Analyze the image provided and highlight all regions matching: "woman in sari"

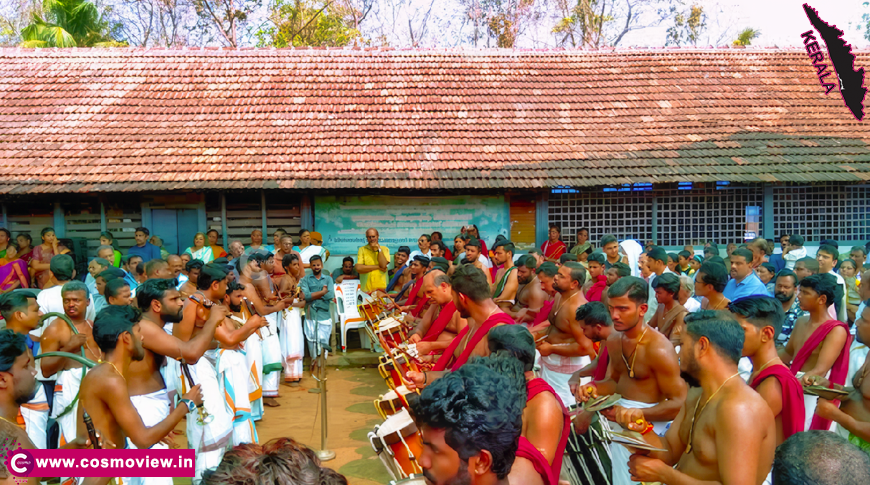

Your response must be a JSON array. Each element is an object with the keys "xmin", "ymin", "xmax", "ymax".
[
  {"xmin": 29, "ymin": 227, "xmax": 70, "ymax": 289},
  {"xmin": 294, "ymin": 229, "xmax": 325, "ymax": 270},
  {"xmin": 14, "ymin": 233, "xmax": 34, "ymax": 267},
  {"xmin": 541, "ymin": 224, "xmax": 567, "ymax": 263},
  {"xmin": 0, "ymin": 228, "xmax": 29, "ymax": 293},
  {"xmin": 206, "ymin": 229, "xmax": 227, "ymax": 259},
  {"xmin": 184, "ymin": 233, "xmax": 214, "ymax": 263},
  {"xmin": 570, "ymin": 228, "xmax": 591, "ymax": 256}
]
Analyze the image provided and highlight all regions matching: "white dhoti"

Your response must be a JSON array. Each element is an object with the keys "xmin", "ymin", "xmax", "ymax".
[
  {"xmin": 124, "ymin": 389, "xmax": 174, "ymax": 485},
  {"xmin": 280, "ymin": 307, "xmax": 305, "ymax": 382},
  {"xmin": 796, "ymin": 370, "xmax": 834, "ymax": 431},
  {"xmin": 539, "ymin": 353, "xmax": 590, "ymax": 407},
  {"xmin": 609, "ymin": 398, "xmax": 670, "ymax": 485},
  {"xmin": 304, "ymin": 315, "xmax": 332, "ymax": 360},
  {"xmin": 51, "ymin": 368, "xmax": 86, "ymax": 446},
  {"xmin": 185, "ymin": 351, "xmax": 234, "ymax": 482},
  {"xmin": 21, "ymin": 383, "xmax": 49, "ymax": 449},
  {"xmin": 217, "ymin": 348, "xmax": 258, "ymax": 445},
  {"xmin": 243, "ymin": 332, "xmax": 264, "ymax": 421},
  {"xmin": 261, "ymin": 311, "xmax": 283, "ymax": 397}
]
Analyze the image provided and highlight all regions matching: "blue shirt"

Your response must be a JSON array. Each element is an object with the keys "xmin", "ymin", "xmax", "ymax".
[
  {"xmin": 124, "ymin": 271, "xmax": 139, "ymax": 291},
  {"xmin": 299, "ymin": 272, "xmax": 334, "ymax": 320},
  {"xmin": 723, "ymin": 272, "xmax": 769, "ymax": 301},
  {"xmin": 128, "ymin": 242, "xmax": 162, "ymax": 262}
]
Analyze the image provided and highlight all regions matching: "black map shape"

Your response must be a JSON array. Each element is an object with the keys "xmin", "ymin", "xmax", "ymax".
[{"xmin": 803, "ymin": 3, "xmax": 867, "ymax": 121}]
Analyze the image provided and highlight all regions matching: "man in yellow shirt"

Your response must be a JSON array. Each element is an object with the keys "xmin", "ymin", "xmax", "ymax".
[{"xmin": 356, "ymin": 228, "xmax": 390, "ymax": 292}]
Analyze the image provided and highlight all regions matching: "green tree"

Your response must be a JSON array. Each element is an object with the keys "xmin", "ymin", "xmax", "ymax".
[
  {"xmin": 862, "ymin": 2, "xmax": 870, "ymax": 43},
  {"xmin": 732, "ymin": 27, "xmax": 759, "ymax": 46},
  {"xmin": 552, "ymin": 0, "xmax": 612, "ymax": 48},
  {"xmin": 19, "ymin": 0, "xmax": 124, "ymax": 47},
  {"xmin": 255, "ymin": 0, "xmax": 361, "ymax": 47},
  {"xmin": 665, "ymin": 1, "xmax": 705, "ymax": 46}
]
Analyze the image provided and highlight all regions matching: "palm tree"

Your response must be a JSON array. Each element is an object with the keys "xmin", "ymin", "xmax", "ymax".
[
  {"xmin": 19, "ymin": 0, "xmax": 125, "ymax": 47},
  {"xmin": 733, "ymin": 27, "xmax": 760, "ymax": 46}
]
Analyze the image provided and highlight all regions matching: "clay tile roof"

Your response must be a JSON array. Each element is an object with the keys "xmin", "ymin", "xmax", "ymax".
[{"xmin": 0, "ymin": 47, "xmax": 869, "ymax": 193}]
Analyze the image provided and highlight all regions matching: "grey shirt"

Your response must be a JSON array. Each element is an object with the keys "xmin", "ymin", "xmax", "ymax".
[{"xmin": 300, "ymin": 272, "xmax": 334, "ymax": 320}]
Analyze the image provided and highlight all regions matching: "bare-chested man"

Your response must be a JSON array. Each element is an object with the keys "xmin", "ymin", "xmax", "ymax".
[
  {"xmin": 491, "ymin": 240, "xmax": 519, "ymax": 310},
  {"xmin": 79, "ymin": 306, "xmax": 203, "ymax": 458},
  {"xmin": 215, "ymin": 281, "xmax": 268, "ymax": 444},
  {"xmin": 809, "ymin": 303, "xmax": 870, "ymax": 453},
  {"xmin": 537, "ymin": 262, "xmax": 594, "ymax": 408},
  {"xmin": 238, "ymin": 251, "xmax": 291, "ymax": 407},
  {"xmin": 174, "ymin": 264, "xmax": 237, "ymax": 479},
  {"xmin": 39, "ymin": 281, "xmax": 103, "ymax": 448},
  {"xmin": 483, "ymin": 327, "xmax": 569, "ymax": 485},
  {"xmin": 578, "ymin": 276, "xmax": 687, "ymax": 485},
  {"xmin": 277, "ymin": 254, "xmax": 305, "ymax": 384},
  {"xmin": 463, "ymin": 238, "xmax": 493, "ymax": 285},
  {"xmin": 405, "ymin": 264, "xmax": 514, "ymax": 388},
  {"xmin": 507, "ymin": 256, "xmax": 547, "ymax": 324},
  {"xmin": 0, "ymin": 329, "xmax": 96, "ymax": 485},
  {"xmin": 730, "ymin": 297, "xmax": 805, "ymax": 449},
  {"xmin": 613, "ymin": 314, "xmax": 774, "ymax": 485},
  {"xmin": 178, "ymin": 259, "xmax": 203, "ymax": 298},
  {"xmin": 397, "ymin": 255, "xmax": 430, "ymax": 319},
  {"xmin": 695, "ymin": 262, "xmax": 730, "ymax": 311},
  {"xmin": 647, "ymin": 272, "xmax": 687, "ymax": 342},
  {"xmin": 407, "ymin": 270, "xmax": 466, "ymax": 356},
  {"xmin": 780, "ymin": 273, "xmax": 851, "ymax": 431}
]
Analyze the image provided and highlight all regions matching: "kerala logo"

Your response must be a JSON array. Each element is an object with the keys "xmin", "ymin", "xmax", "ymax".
[{"xmin": 802, "ymin": 3, "xmax": 867, "ymax": 120}]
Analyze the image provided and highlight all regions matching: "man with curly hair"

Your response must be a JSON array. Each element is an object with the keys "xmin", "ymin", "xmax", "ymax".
[
  {"xmin": 410, "ymin": 362, "xmax": 542, "ymax": 485},
  {"xmin": 202, "ymin": 437, "xmax": 347, "ymax": 485}
]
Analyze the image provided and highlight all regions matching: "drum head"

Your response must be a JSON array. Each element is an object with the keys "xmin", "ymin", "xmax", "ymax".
[{"xmin": 377, "ymin": 408, "xmax": 419, "ymax": 445}]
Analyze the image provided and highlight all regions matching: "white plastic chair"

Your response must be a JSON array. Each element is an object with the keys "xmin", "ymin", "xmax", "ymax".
[{"xmin": 335, "ymin": 281, "xmax": 369, "ymax": 352}]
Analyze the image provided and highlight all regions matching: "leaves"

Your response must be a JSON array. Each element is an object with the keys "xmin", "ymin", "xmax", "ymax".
[
  {"xmin": 256, "ymin": 0, "xmax": 361, "ymax": 47},
  {"xmin": 19, "ymin": 0, "xmax": 125, "ymax": 47},
  {"xmin": 665, "ymin": 1, "xmax": 705, "ymax": 46},
  {"xmin": 732, "ymin": 26, "xmax": 759, "ymax": 46}
]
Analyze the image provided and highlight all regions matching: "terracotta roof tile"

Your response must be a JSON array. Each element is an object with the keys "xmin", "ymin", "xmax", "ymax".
[{"xmin": 0, "ymin": 47, "xmax": 868, "ymax": 192}]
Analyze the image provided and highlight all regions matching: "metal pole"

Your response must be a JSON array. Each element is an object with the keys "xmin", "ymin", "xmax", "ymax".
[{"xmin": 316, "ymin": 346, "xmax": 335, "ymax": 461}]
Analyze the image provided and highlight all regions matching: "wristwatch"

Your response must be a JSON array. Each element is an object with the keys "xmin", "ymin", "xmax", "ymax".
[{"xmin": 180, "ymin": 399, "xmax": 196, "ymax": 413}]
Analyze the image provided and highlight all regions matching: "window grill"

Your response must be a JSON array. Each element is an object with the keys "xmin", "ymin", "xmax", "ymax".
[{"xmin": 772, "ymin": 184, "xmax": 870, "ymax": 242}]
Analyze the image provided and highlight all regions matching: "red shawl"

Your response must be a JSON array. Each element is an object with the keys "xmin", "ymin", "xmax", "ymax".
[
  {"xmin": 405, "ymin": 275, "xmax": 426, "ymax": 307},
  {"xmin": 789, "ymin": 319, "xmax": 852, "ymax": 430},
  {"xmin": 516, "ymin": 437, "xmax": 554, "ymax": 485},
  {"xmin": 524, "ymin": 378, "xmax": 569, "ymax": 485},
  {"xmin": 751, "ymin": 364, "xmax": 805, "ymax": 440},
  {"xmin": 433, "ymin": 312, "xmax": 515, "ymax": 372},
  {"xmin": 593, "ymin": 345, "xmax": 610, "ymax": 382},
  {"xmin": 422, "ymin": 301, "xmax": 457, "ymax": 342},
  {"xmin": 530, "ymin": 300, "xmax": 555, "ymax": 327},
  {"xmin": 585, "ymin": 274, "xmax": 607, "ymax": 302}
]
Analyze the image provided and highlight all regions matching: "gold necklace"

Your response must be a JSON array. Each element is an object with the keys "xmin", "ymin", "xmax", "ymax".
[
  {"xmin": 750, "ymin": 356, "xmax": 780, "ymax": 383},
  {"xmin": 82, "ymin": 321, "xmax": 103, "ymax": 362},
  {"xmin": 685, "ymin": 372, "xmax": 740, "ymax": 454},
  {"xmin": 621, "ymin": 325, "xmax": 649, "ymax": 379},
  {"xmin": 554, "ymin": 290, "xmax": 581, "ymax": 316},
  {"xmin": 104, "ymin": 361, "xmax": 126, "ymax": 382},
  {"xmin": 0, "ymin": 414, "xmax": 20, "ymax": 428}
]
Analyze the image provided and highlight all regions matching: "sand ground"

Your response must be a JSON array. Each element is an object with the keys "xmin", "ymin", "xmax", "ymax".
[{"xmin": 171, "ymin": 353, "xmax": 397, "ymax": 485}]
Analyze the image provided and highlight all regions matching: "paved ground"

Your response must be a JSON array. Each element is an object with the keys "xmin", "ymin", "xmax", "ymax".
[{"xmin": 172, "ymin": 349, "xmax": 396, "ymax": 485}]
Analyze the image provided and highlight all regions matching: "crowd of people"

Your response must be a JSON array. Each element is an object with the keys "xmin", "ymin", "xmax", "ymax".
[{"xmin": 0, "ymin": 220, "xmax": 869, "ymax": 485}]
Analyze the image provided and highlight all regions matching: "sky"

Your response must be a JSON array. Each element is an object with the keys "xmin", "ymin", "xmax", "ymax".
[{"xmin": 616, "ymin": 0, "xmax": 869, "ymax": 49}]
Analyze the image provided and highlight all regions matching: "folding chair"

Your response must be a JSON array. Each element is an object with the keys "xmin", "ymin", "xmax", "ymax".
[{"xmin": 335, "ymin": 281, "xmax": 369, "ymax": 352}]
